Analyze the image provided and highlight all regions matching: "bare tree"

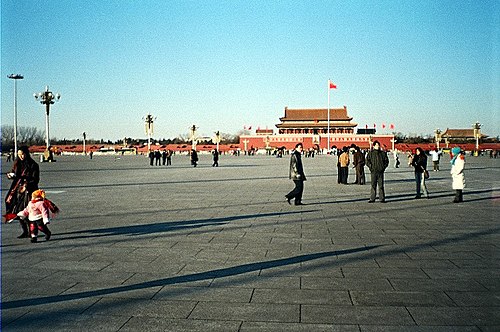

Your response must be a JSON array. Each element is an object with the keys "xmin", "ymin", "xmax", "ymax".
[
  {"xmin": 2, "ymin": 125, "xmax": 14, "ymax": 150},
  {"xmin": 1, "ymin": 125, "xmax": 45, "ymax": 151}
]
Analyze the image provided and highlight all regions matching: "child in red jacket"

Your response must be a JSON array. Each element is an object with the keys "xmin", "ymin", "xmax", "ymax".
[{"xmin": 17, "ymin": 189, "xmax": 58, "ymax": 243}]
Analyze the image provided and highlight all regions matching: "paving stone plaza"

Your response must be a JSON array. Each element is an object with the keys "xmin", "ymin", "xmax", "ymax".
[{"xmin": 1, "ymin": 153, "xmax": 499, "ymax": 331}]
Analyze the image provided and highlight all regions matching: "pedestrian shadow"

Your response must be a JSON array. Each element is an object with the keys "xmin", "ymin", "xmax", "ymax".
[
  {"xmin": 386, "ymin": 188, "xmax": 498, "ymax": 203},
  {"xmin": 33, "ymin": 175, "xmax": 287, "ymax": 191},
  {"xmin": 4, "ymin": 223, "xmax": 500, "ymax": 310},
  {"xmin": 53, "ymin": 210, "xmax": 318, "ymax": 241},
  {"xmin": 1, "ymin": 245, "xmax": 380, "ymax": 310},
  {"xmin": 306, "ymin": 188, "xmax": 498, "ymax": 205}
]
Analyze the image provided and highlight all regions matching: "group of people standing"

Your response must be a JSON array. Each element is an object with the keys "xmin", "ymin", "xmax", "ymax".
[
  {"xmin": 149, "ymin": 149, "xmax": 220, "ymax": 168},
  {"xmin": 336, "ymin": 146, "xmax": 367, "ymax": 185},
  {"xmin": 286, "ymin": 141, "xmax": 466, "ymax": 205},
  {"xmin": 148, "ymin": 149, "xmax": 173, "ymax": 166}
]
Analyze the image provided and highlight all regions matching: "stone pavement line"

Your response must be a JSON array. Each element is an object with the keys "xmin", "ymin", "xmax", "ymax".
[{"xmin": 1, "ymin": 155, "xmax": 499, "ymax": 331}]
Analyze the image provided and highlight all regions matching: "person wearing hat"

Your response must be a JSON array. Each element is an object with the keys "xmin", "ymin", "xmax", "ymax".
[
  {"xmin": 17, "ymin": 189, "xmax": 53, "ymax": 243},
  {"xmin": 450, "ymin": 147, "xmax": 465, "ymax": 203}
]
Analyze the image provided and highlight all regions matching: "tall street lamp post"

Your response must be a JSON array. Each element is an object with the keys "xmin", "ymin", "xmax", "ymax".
[
  {"xmin": 82, "ymin": 132, "xmax": 87, "ymax": 155},
  {"xmin": 34, "ymin": 86, "xmax": 60, "ymax": 152},
  {"xmin": 212, "ymin": 131, "xmax": 221, "ymax": 151},
  {"xmin": 472, "ymin": 122, "xmax": 481, "ymax": 152},
  {"xmin": 7, "ymin": 74, "xmax": 24, "ymax": 156},
  {"xmin": 434, "ymin": 128, "xmax": 442, "ymax": 150},
  {"xmin": 189, "ymin": 125, "xmax": 198, "ymax": 150},
  {"xmin": 143, "ymin": 114, "xmax": 155, "ymax": 153}
]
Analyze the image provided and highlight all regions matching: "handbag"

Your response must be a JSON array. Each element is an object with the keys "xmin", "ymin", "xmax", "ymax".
[{"xmin": 424, "ymin": 169, "xmax": 429, "ymax": 179}]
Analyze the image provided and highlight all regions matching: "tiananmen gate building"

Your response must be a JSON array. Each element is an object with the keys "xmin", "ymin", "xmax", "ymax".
[{"xmin": 239, "ymin": 106, "xmax": 395, "ymax": 151}]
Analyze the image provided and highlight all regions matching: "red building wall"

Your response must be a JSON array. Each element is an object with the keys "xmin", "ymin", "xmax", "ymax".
[{"xmin": 239, "ymin": 134, "xmax": 395, "ymax": 151}]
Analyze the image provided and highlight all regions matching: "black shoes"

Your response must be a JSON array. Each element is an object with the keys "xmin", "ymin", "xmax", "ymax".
[
  {"xmin": 45, "ymin": 231, "xmax": 51, "ymax": 241},
  {"xmin": 30, "ymin": 237, "xmax": 37, "ymax": 243},
  {"xmin": 17, "ymin": 232, "xmax": 29, "ymax": 239},
  {"xmin": 286, "ymin": 197, "xmax": 305, "ymax": 205}
]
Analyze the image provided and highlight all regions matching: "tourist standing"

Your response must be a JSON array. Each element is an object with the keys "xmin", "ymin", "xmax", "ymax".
[
  {"xmin": 338, "ymin": 147, "xmax": 350, "ymax": 184},
  {"xmin": 212, "ymin": 149, "xmax": 219, "ymax": 167},
  {"xmin": 162, "ymin": 150, "xmax": 167, "ymax": 165},
  {"xmin": 148, "ymin": 150, "xmax": 154, "ymax": 166},
  {"xmin": 366, "ymin": 141, "xmax": 389, "ymax": 203},
  {"xmin": 407, "ymin": 152, "xmax": 413, "ymax": 167},
  {"xmin": 353, "ymin": 146, "xmax": 366, "ymax": 185},
  {"xmin": 450, "ymin": 147, "xmax": 465, "ymax": 203},
  {"xmin": 393, "ymin": 150, "xmax": 400, "ymax": 168},
  {"xmin": 166, "ymin": 150, "xmax": 172, "ymax": 166},
  {"xmin": 190, "ymin": 149, "xmax": 198, "ymax": 167},
  {"xmin": 285, "ymin": 143, "xmax": 306, "ymax": 206},
  {"xmin": 154, "ymin": 150, "xmax": 161, "ymax": 166},
  {"xmin": 411, "ymin": 147, "xmax": 429, "ymax": 199},
  {"xmin": 4, "ymin": 146, "xmax": 40, "ymax": 238},
  {"xmin": 429, "ymin": 148, "xmax": 441, "ymax": 171}
]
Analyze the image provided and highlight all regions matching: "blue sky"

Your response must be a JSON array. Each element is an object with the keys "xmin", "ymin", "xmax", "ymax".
[{"xmin": 2, "ymin": 0, "xmax": 498, "ymax": 141}]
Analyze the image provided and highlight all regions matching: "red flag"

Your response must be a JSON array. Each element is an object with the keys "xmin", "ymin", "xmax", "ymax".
[
  {"xmin": 373, "ymin": 123, "xmax": 376, "ymax": 128},
  {"xmin": 390, "ymin": 123, "xmax": 395, "ymax": 130},
  {"xmin": 382, "ymin": 123, "xmax": 386, "ymax": 129},
  {"xmin": 248, "ymin": 126, "xmax": 252, "ymax": 130},
  {"xmin": 328, "ymin": 80, "xmax": 337, "ymax": 89},
  {"xmin": 365, "ymin": 124, "xmax": 368, "ymax": 129}
]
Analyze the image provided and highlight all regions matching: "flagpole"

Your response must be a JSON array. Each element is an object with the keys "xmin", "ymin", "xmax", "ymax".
[{"xmin": 327, "ymin": 80, "xmax": 331, "ymax": 152}]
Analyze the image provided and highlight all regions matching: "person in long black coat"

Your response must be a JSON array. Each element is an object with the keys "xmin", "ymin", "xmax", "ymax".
[
  {"xmin": 353, "ymin": 146, "xmax": 366, "ymax": 185},
  {"xmin": 285, "ymin": 143, "xmax": 306, "ymax": 205},
  {"xmin": 191, "ymin": 149, "xmax": 199, "ymax": 167},
  {"xmin": 4, "ymin": 146, "xmax": 40, "ymax": 238},
  {"xmin": 212, "ymin": 149, "xmax": 219, "ymax": 167},
  {"xmin": 366, "ymin": 141, "xmax": 389, "ymax": 203},
  {"xmin": 148, "ymin": 151, "xmax": 154, "ymax": 166}
]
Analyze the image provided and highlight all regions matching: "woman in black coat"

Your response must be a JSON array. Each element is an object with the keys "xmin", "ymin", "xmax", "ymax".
[
  {"xmin": 5, "ymin": 146, "xmax": 40, "ymax": 238},
  {"xmin": 411, "ymin": 147, "xmax": 429, "ymax": 199}
]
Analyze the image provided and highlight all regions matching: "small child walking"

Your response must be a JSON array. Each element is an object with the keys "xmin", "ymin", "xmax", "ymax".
[{"xmin": 17, "ymin": 189, "xmax": 59, "ymax": 243}]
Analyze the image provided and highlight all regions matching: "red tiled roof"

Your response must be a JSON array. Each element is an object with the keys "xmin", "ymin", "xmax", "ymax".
[
  {"xmin": 276, "ymin": 122, "xmax": 357, "ymax": 128},
  {"xmin": 280, "ymin": 107, "xmax": 352, "ymax": 121},
  {"xmin": 442, "ymin": 128, "xmax": 487, "ymax": 138}
]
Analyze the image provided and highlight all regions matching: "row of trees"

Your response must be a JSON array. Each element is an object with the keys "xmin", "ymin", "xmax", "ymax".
[
  {"xmin": 2, "ymin": 126, "xmax": 497, "ymax": 153},
  {"xmin": 1, "ymin": 126, "xmax": 46, "ymax": 149},
  {"xmin": 1, "ymin": 125, "xmax": 241, "ymax": 152}
]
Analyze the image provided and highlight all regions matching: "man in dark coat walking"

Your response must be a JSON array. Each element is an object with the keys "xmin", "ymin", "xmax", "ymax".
[
  {"xmin": 285, "ymin": 143, "xmax": 306, "ymax": 206},
  {"xmin": 366, "ymin": 141, "xmax": 389, "ymax": 203}
]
